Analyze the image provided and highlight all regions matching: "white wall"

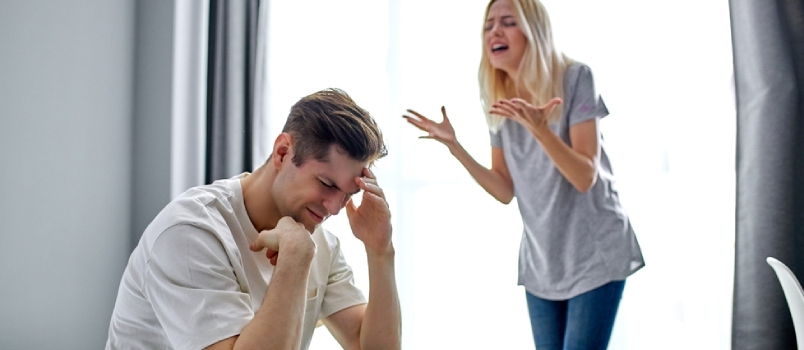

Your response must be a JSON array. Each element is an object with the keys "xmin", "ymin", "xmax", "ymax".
[{"xmin": 0, "ymin": 0, "xmax": 174, "ymax": 348}]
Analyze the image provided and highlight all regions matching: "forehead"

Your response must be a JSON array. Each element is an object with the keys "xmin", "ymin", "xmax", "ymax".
[
  {"xmin": 300, "ymin": 146, "xmax": 366, "ymax": 180},
  {"xmin": 488, "ymin": 0, "xmax": 515, "ymax": 17}
]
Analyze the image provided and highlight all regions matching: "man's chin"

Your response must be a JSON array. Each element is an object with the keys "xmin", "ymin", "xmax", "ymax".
[
  {"xmin": 302, "ymin": 222, "xmax": 319, "ymax": 233},
  {"xmin": 289, "ymin": 213, "xmax": 318, "ymax": 233},
  {"xmin": 299, "ymin": 216, "xmax": 321, "ymax": 233}
]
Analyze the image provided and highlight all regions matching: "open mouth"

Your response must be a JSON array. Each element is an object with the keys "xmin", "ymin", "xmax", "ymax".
[{"xmin": 491, "ymin": 43, "xmax": 509, "ymax": 53}]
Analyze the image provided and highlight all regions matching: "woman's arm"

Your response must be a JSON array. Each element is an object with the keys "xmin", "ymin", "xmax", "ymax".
[
  {"xmin": 491, "ymin": 98, "xmax": 600, "ymax": 192},
  {"xmin": 448, "ymin": 142, "xmax": 514, "ymax": 203},
  {"xmin": 529, "ymin": 117, "xmax": 600, "ymax": 192},
  {"xmin": 403, "ymin": 107, "xmax": 514, "ymax": 204}
]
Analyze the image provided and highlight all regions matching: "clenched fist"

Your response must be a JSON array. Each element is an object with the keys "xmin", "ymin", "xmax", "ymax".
[{"xmin": 250, "ymin": 216, "xmax": 316, "ymax": 266}]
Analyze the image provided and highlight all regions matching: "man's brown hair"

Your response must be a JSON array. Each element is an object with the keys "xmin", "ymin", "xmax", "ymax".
[{"xmin": 282, "ymin": 88, "xmax": 388, "ymax": 166}]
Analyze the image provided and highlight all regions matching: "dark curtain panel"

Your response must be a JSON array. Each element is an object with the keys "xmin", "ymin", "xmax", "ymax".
[
  {"xmin": 730, "ymin": 0, "xmax": 804, "ymax": 349},
  {"xmin": 206, "ymin": 0, "xmax": 260, "ymax": 184}
]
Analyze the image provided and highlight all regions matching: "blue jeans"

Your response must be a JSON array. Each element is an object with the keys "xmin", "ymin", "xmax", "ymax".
[{"xmin": 525, "ymin": 280, "xmax": 625, "ymax": 350}]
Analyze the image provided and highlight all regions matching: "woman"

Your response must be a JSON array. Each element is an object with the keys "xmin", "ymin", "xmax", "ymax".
[{"xmin": 403, "ymin": 0, "xmax": 644, "ymax": 349}]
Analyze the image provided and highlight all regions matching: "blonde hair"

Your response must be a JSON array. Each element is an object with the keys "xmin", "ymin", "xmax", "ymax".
[{"xmin": 478, "ymin": 0, "xmax": 574, "ymax": 132}]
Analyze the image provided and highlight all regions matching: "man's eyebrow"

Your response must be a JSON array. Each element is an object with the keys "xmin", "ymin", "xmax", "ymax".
[{"xmin": 322, "ymin": 176, "xmax": 360, "ymax": 195}]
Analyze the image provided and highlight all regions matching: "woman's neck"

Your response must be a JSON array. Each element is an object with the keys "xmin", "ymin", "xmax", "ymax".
[{"xmin": 513, "ymin": 80, "xmax": 532, "ymax": 101}]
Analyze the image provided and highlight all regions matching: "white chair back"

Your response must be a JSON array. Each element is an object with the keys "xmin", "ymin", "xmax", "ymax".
[{"xmin": 767, "ymin": 256, "xmax": 804, "ymax": 349}]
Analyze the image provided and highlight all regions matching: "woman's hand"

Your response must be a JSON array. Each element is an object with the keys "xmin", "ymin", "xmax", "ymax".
[
  {"xmin": 403, "ymin": 106, "xmax": 457, "ymax": 147},
  {"xmin": 490, "ymin": 97, "xmax": 562, "ymax": 137}
]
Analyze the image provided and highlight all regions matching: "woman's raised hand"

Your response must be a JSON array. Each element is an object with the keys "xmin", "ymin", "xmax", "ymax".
[
  {"xmin": 403, "ymin": 106, "xmax": 457, "ymax": 147},
  {"xmin": 490, "ymin": 97, "xmax": 562, "ymax": 134}
]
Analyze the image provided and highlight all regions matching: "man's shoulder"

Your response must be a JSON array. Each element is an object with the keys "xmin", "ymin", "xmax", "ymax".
[
  {"xmin": 163, "ymin": 180, "xmax": 238, "ymax": 223},
  {"xmin": 174, "ymin": 178, "xmax": 237, "ymax": 209},
  {"xmin": 140, "ymin": 180, "xmax": 240, "ymax": 248}
]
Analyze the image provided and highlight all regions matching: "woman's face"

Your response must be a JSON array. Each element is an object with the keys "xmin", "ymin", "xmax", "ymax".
[{"xmin": 484, "ymin": 0, "xmax": 528, "ymax": 76}]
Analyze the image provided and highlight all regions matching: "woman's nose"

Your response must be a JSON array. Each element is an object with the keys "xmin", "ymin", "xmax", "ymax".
[{"xmin": 490, "ymin": 23, "xmax": 502, "ymax": 34}]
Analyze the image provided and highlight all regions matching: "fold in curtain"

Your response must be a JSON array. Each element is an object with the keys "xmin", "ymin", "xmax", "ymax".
[
  {"xmin": 730, "ymin": 0, "xmax": 804, "ymax": 349},
  {"xmin": 206, "ymin": 0, "xmax": 261, "ymax": 184},
  {"xmin": 251, "ymin": 0, "xmax": 271, "ymax": 167}
]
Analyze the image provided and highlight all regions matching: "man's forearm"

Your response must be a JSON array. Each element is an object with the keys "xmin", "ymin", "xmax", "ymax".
[
  {"xmin": 234, "ymin": 251, "xmax": 313, "ymax": 350},
  {"xmin": 360, "ymin": 247, "xmax": 402, "ymax": 350}
]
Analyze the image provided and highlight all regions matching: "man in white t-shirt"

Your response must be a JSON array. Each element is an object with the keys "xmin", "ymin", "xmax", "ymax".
[{"xmin": 106, "ymin": 88, "xmax": 401, "ymax": 350}]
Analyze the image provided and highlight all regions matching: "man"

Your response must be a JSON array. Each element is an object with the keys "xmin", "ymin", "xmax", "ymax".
[{"xmin": 106, "ymin": 88, "xmax": 401, "ymax": 350}]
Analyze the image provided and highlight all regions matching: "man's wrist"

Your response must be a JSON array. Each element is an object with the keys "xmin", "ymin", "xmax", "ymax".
[
  {"xmin": 366, "ymin": 243, "xmax": 395, "ymax": 260},
  {"xmin": 282, "ymin": 234, "xmax": 316, "ymax": 262}
]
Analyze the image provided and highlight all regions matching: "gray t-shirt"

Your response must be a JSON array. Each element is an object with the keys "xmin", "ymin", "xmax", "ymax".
[{"xmin": 490, "ymin": 63, "xmax": 644, "ymax": 300}]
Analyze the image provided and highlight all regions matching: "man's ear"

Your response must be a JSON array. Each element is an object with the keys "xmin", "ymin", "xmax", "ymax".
[{"xmin": 272, "ymin": 133, "xmax": 293, "ymax": 169}]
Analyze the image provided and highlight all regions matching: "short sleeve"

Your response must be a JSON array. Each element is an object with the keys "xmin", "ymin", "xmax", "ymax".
[
  {"xmin": 568, "ymin": 64, "xmax": 609, "ymax": 126},
  {"xmin": 143, "ymin": 224, "xmax": 253, "ymax": 350},
  {"xmin": 319, "ymin": 236, "xmax": 367, "ymax": 318},
  {"xmin": 490, "ymin": 129, "xmax": 503, "ymax": 148}
]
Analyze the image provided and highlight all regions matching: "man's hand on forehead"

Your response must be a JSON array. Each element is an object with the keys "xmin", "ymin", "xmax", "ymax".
[{"xmin": 347, "ymin": 165, "xmax": 392, "ymax": 253}]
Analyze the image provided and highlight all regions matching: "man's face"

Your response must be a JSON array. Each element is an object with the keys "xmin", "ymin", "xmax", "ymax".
[{"xmin": 274, "ymin": 145, "xmax": 367, "ymax": 232}]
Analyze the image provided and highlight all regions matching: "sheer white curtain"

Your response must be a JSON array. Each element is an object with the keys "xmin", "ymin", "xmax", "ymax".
[
  {"xmin": 171, "ymin": 0, "xmax": 209, "ymax": 198},
  {"xmin": 261, "ymin": 0, "xmax": 734, "ymax": 349}
]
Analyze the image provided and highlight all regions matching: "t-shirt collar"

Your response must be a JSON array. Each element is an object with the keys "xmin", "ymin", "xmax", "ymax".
[{"xmin": 231, "ymin": 172, "xmax": 260, "ymax": 243}]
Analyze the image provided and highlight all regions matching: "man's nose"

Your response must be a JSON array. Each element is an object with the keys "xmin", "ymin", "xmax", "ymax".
[{"xmin": 324, "ymin": 192, "xmax": 347, "ymax": 216}]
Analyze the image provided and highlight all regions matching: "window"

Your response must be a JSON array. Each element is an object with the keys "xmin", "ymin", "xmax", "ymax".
[{"xmin": 263, "ymin": 1, "xmax": 734, "ymax": 348}]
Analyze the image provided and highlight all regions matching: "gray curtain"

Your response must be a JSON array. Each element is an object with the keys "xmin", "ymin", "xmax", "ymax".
[
  {"xmin": 730, "ymin": 0, "xmax": 804, "ymax": 349},
  {"xmin": 206, "ymin": 0, "xmax": 260, "ymax": 184}
]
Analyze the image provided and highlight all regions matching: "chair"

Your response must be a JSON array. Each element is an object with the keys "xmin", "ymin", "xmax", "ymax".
[{"xmin": 767, "ymin": 257, "xmax": 804, "ymax": 349}]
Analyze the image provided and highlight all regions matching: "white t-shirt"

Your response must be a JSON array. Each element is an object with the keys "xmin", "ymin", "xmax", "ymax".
[{"xmin": 106, "ymin": 174, "xmax": 366, "ymax": 350}]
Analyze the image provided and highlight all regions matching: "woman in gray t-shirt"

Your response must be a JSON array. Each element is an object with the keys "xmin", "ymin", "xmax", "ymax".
[{"xmin": 404, "ymin": 0, "xmax": 644, "ymax": 349}]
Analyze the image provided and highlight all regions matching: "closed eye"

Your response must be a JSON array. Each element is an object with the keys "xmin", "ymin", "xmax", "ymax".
[{"xmin": 319, "ymin": 179, "xmax": 336, "ymax": 189}]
